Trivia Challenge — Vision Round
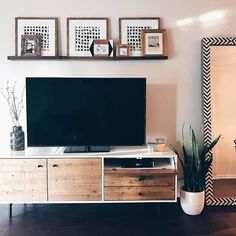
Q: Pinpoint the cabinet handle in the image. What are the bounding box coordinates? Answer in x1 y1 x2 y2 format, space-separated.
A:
138 192 144 196
37 165 43 168
53 164 58 168
138 176 150 181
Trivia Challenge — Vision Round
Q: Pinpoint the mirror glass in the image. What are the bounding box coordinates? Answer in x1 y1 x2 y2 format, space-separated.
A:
210 46 236 197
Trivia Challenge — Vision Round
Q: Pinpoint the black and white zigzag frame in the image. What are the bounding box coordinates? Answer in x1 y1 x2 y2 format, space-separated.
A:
202 37 236 206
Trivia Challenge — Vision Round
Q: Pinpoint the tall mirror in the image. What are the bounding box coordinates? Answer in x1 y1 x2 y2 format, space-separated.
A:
202 37 236 206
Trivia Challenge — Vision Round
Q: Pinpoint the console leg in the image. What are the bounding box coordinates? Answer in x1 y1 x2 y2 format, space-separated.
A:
9 204 13 220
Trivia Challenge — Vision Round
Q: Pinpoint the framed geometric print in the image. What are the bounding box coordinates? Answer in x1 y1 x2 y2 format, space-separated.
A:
67 18 108 57
119 17 160 56
15 17 58 56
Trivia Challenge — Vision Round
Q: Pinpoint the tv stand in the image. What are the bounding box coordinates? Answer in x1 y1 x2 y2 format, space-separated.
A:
64 145 110 153
0 147 177 203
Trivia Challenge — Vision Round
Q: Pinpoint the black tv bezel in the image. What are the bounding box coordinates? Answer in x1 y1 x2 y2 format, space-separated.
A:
26 77 146 148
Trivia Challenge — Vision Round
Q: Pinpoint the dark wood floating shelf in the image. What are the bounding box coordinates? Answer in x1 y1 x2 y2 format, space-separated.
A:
7 55 168 61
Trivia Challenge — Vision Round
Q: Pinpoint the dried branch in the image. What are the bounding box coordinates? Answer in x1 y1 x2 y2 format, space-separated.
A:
0 81 25 126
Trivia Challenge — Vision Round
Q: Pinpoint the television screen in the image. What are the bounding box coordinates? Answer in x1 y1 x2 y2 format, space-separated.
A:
26 77 146 147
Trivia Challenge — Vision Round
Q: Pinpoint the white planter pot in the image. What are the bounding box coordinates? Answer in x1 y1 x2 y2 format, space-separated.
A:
180 188 205 215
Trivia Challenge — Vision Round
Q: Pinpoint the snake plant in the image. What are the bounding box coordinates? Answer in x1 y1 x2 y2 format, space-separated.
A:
170 125 220 192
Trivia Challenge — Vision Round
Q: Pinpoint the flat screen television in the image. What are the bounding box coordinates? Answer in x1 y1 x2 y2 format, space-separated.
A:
26 77 146 152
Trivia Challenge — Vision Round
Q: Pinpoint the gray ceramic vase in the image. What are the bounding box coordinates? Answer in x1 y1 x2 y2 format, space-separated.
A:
10 126 25 151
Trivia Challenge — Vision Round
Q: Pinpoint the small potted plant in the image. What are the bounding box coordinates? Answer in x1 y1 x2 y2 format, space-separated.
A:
0 81 25 151
170 125 220 215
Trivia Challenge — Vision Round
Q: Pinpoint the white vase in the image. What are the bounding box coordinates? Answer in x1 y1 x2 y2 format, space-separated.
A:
180 187 205 215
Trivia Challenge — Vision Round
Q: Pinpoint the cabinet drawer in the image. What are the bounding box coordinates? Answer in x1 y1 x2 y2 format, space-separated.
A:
105 167 176 175
105 174 175 187
104 186 175 201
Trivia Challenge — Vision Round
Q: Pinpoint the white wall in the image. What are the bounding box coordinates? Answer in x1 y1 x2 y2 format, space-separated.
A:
0 0 236 151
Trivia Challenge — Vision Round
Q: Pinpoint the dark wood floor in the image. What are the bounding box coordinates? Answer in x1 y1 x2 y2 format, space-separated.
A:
0 202 236 236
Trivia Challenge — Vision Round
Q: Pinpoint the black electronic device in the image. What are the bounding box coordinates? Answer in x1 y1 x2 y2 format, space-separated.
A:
121 158 154 168
26 77 146 153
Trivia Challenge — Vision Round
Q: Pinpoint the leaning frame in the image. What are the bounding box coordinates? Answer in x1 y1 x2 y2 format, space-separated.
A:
202 37 236 206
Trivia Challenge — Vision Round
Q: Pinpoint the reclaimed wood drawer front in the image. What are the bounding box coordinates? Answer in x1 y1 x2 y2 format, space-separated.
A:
0 159 47 202
105 167 176 175
105 173 175 187
104 186 175 201
48 159 102 201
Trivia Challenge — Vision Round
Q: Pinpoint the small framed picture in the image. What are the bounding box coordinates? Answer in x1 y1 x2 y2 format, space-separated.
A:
89 39 113 57
116 44 131 57
15 17 58 56
67 18 108 57
141 29 167 56
119 17 160 56
21 35 41 56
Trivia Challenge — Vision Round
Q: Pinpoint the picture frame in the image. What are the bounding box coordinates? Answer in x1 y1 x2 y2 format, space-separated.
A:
141 29 167 56
21 35 41 56
119 17 160 56
15 17 58 56
67 17 108 57
89 39 113 57
116 44 131 57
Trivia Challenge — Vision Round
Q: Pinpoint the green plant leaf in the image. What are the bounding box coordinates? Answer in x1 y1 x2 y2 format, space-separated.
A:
200 135 221 159
170 125 220 192
169 145 184 171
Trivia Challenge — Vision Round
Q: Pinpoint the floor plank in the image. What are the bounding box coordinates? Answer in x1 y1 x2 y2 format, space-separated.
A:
0 203 235 236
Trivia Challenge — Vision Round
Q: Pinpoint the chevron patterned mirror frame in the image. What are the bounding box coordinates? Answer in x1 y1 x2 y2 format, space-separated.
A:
202 37 236 206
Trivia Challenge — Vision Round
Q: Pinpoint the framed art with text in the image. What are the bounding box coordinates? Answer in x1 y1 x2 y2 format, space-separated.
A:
141 29 167 56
